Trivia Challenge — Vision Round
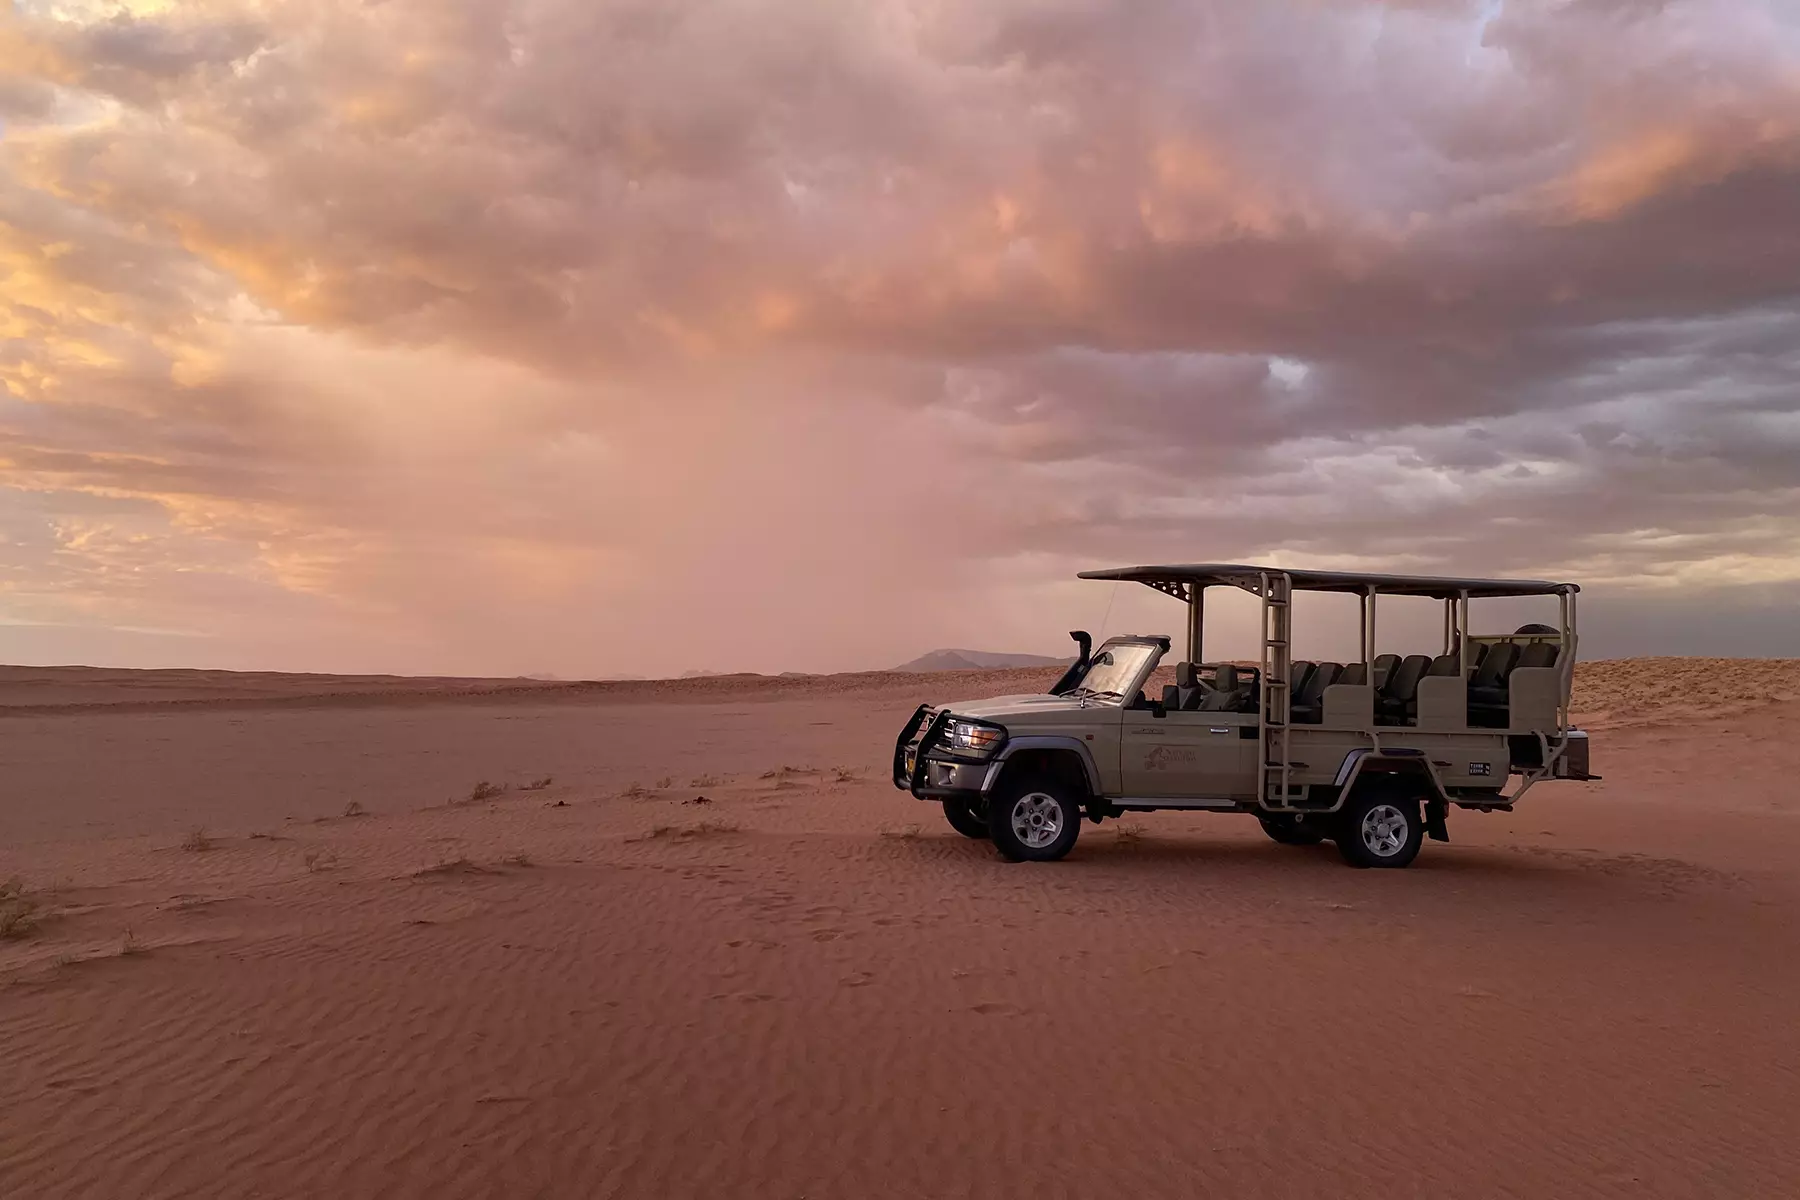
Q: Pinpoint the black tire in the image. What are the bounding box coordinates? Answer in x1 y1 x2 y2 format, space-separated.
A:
1258 813 1325 846
987 774 1082 863
942 795 990 839
1332 780 1424 869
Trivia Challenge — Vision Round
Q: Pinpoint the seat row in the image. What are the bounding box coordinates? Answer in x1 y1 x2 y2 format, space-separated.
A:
1288 639 1559 727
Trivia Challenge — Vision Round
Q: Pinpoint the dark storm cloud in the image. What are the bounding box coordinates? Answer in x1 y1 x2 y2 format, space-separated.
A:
3 0 1799 669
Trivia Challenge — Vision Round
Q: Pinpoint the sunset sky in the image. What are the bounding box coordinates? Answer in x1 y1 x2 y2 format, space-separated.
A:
3 0 1799 678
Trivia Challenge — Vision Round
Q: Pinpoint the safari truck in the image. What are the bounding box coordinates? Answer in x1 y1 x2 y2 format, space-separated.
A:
891 563 1597 868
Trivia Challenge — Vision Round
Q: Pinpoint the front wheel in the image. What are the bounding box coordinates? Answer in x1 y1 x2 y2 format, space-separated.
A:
942 795 990 839
987 776 1081 862
1333 784 1423 869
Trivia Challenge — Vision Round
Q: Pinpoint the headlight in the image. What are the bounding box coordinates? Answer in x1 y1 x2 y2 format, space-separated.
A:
946 720 1005 757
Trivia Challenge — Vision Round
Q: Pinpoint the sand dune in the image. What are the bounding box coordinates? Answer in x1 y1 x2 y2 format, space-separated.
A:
3 659 1799 1197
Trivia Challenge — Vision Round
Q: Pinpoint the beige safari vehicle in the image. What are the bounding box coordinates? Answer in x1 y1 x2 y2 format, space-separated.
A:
892 563 1598 868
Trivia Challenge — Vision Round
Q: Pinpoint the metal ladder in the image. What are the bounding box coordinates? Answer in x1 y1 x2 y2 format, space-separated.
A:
1258 571 1294 805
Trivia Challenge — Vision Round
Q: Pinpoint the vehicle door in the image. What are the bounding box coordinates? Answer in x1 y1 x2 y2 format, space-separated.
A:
1120 709 1258 800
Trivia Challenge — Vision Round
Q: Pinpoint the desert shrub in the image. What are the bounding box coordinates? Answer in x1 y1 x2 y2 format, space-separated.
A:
0 878 39 939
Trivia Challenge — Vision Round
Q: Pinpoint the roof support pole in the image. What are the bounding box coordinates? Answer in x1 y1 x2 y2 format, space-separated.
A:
1443 598 1455 656
1458 592 1471 674
1187 585 1204 664
1559 589 1576 731
1364 586 1378 665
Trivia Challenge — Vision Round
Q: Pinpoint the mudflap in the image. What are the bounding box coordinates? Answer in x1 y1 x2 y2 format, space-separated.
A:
1425 798 1450 843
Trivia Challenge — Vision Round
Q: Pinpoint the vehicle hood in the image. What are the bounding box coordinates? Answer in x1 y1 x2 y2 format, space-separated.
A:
936 693 1107 722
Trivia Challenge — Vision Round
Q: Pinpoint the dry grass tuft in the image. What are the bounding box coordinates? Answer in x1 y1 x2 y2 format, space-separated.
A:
500 852 533 868
520 776 555 791
0 878 40 940
760 764 814 779
880 824 924 841
656 775 675 789
120 928 147 956
833 766 864 783
639 820 740 841
182 827 215 853
302 848 339 874
690 774 720 788
1114 823 1147 847
467 780 506 803
248 831 287 842
342 800 367 818
415 856 493 877
622 782 650 799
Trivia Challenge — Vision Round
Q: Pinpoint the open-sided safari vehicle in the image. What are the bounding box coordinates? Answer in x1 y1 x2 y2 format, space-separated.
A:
892 564 1598 867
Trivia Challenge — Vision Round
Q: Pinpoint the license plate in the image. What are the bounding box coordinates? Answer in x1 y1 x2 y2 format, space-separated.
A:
905 751 916 777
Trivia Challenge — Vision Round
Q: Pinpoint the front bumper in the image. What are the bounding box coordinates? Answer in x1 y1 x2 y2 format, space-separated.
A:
891 705 1001 800
913 759 993 796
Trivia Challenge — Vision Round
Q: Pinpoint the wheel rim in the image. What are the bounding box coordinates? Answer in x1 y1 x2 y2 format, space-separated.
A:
1011 793 1063 849
1360 803 1410 857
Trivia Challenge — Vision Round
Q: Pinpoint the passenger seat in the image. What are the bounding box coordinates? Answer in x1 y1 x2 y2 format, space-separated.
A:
1162 662 1204 712
1515 641 1559 671
1372 653 1399 689
1467 642 1521 726
1199 665 1243 712
1289 661 1341 724
1376 654 1430 724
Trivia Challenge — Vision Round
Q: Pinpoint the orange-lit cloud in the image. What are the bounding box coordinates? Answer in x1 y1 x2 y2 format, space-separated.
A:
3 0 1800 674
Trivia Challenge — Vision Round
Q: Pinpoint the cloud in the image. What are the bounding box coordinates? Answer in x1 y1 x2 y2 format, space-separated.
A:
2 0 1799 673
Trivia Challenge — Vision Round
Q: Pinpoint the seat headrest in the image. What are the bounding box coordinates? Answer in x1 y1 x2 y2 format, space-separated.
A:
1212 664 1238 690
1175 662 1197 687
1516 641 1559 669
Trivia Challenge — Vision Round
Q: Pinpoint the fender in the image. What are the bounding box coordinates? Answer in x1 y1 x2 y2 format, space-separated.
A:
1333 747 1452 841
980 736 1104 796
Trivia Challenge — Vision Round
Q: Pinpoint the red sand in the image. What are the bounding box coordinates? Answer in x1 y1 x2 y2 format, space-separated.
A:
3 660 1799 1197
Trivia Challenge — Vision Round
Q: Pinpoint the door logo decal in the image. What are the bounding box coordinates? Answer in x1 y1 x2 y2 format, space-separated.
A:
1144 745 1198 771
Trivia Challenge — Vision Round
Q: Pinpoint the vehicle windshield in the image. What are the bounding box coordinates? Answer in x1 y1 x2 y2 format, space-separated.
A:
1065 643 1158 703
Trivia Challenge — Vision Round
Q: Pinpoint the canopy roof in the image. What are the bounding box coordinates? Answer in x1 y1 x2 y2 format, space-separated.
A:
1077 563 1578 599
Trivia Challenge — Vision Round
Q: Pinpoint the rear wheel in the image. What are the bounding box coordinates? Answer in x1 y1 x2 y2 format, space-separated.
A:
1258 813 1325 846
1333 781 1424 869
988 775 1081 862
942 795 990 839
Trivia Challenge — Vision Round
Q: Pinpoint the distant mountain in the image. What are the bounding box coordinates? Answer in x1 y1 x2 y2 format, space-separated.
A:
679 669 720 679
892 649 1073 673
